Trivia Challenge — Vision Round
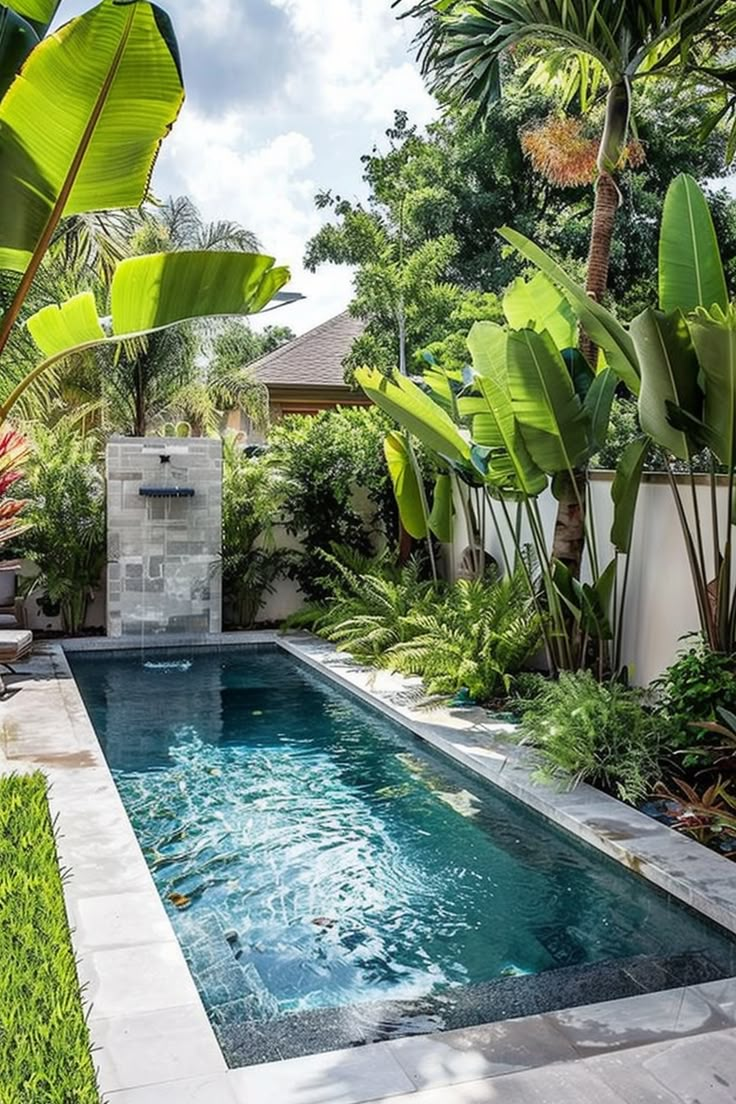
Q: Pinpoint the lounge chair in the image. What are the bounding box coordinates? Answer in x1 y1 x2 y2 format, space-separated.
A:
0 629 33 695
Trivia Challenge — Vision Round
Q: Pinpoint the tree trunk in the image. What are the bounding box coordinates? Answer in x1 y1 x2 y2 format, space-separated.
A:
579 171 619 366
552 470 588 576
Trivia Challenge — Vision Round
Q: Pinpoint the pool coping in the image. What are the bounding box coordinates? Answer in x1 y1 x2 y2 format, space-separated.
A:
1 632 735 1104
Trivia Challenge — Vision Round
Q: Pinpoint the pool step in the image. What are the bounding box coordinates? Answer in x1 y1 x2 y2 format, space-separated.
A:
217 949 727 1067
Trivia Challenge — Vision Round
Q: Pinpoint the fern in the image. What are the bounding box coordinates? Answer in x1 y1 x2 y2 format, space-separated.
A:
388 564 543 701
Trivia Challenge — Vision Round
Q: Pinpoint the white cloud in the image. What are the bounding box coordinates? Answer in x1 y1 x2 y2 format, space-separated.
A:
155 109 354 332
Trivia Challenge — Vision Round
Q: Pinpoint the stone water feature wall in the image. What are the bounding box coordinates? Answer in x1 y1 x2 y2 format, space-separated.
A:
106 437 222 637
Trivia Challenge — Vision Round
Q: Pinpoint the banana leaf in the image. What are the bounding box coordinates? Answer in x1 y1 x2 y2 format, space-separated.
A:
3 250 289 418
499 226 641 394
506 328 590 473
0 0 184 275
659 173 728 316
384 431 427 540
0 6 38 98
502 271 576 351
632 307 701 461
611 436 650 554
356 367 471 465
428 472 454 543
689 309 736 468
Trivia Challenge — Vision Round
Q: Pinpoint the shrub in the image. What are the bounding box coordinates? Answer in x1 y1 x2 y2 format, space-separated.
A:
289 546 436 662
269 407 399 599
655 639 736 761
0 773 99 1103
221 435 294 628
388 564 543 701
293 553 543 703
518 671 668 804
19 426 105 633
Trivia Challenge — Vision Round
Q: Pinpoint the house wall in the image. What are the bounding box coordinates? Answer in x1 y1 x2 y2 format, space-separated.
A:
450 472 725 687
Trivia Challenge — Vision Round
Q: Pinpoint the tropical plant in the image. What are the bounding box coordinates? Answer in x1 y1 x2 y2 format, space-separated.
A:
0 427 30 546
289 547 437 663
397 0 731 321
269 407 399 600
654 640 736 760
655 776 736 855
502 174 736 654
221 435 293 628
357 268 623 675
518 671 668 804
388 561 544 700
396 0 734 581
0 2 292 423
18 425 105 633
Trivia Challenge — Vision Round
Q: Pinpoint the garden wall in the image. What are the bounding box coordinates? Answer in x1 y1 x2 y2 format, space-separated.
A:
451 472 726 687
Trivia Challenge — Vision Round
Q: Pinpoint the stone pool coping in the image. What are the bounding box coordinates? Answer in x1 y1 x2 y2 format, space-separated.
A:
0 631 735 1103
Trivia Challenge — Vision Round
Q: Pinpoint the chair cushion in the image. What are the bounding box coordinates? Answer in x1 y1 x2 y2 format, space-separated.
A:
0 629 32 661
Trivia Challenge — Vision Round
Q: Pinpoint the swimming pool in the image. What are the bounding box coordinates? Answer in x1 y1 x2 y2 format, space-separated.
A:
69 645 736 1066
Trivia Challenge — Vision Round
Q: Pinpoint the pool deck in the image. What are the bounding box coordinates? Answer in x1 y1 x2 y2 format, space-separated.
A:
2 631 736 1103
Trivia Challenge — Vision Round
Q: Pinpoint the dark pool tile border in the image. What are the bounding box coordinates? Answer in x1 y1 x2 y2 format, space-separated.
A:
277 634 736 939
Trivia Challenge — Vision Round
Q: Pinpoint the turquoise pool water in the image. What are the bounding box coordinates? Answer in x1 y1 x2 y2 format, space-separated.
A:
70 646 736 1065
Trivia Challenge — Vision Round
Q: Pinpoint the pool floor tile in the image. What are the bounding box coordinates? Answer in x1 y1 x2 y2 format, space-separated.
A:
229 1044 415 1104
93 1003 226 1093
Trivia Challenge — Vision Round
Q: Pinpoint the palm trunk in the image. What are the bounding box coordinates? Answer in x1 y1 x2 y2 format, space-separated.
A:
553 79 629 576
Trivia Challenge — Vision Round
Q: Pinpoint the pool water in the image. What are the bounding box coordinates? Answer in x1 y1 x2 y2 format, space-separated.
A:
70 646 736 1065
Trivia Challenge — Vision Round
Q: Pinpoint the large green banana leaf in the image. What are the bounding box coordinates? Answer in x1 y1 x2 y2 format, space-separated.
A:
0 0 184 275
428 473 454 543
611 436 650 554
659 174 728 316
2 250 289 418
499 226 641 394
506 328 590 473
356 367 471 465
689 308 736 468
8 0 60 33
502 271 576 351
467 322 547 496
632 307 701 461
384 431 427 540
583 366 617 451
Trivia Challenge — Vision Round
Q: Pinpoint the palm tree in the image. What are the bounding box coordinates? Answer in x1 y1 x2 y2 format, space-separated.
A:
397 0 732 576
398 1 730 354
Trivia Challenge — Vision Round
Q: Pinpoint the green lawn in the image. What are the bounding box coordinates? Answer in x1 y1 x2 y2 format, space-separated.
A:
0 773 99 1104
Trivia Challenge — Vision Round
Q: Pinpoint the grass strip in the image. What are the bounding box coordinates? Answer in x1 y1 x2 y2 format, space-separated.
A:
0 772 99 1104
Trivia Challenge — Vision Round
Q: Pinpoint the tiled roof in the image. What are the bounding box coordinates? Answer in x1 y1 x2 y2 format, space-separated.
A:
249 312 365 389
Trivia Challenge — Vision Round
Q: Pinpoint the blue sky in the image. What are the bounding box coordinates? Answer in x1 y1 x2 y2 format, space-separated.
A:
55 1 436 333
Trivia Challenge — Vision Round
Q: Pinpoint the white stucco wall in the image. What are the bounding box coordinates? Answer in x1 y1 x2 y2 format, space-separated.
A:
451 473 726 687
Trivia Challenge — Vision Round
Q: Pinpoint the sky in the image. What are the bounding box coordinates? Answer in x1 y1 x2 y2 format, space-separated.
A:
55 0 437 334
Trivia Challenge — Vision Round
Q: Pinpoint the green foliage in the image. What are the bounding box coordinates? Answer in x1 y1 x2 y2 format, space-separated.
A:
269 407 399 599
0 772 99 1104
388 564 544 700
290 547 437 662
518 671 668 803
18 425 105 633
221 436 293 628
296 551 543 702
655 640 736 758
